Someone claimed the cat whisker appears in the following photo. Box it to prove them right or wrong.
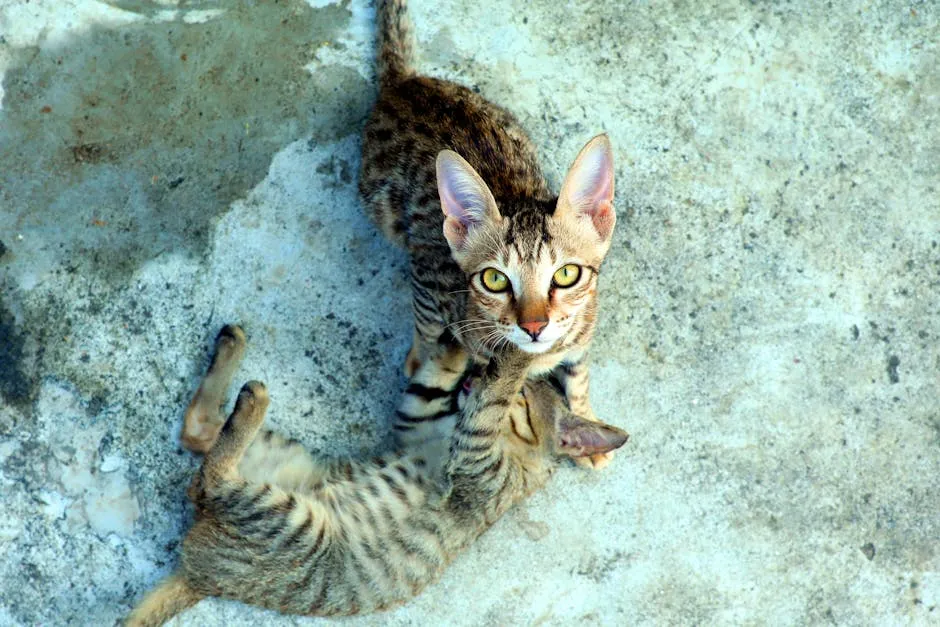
[479,329,507,353]
[448,323,495,335]
[445,317,491,330]
[446,319,497,335]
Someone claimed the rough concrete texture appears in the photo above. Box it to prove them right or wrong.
[0,0,937,624]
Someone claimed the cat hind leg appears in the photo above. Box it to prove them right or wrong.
[201,381,270,487]
[182,325,247,453]
[393,342,469,449]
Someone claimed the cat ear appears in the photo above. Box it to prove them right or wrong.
[556,414,629,458]
[557,134,615,242]
[436,150,500,250]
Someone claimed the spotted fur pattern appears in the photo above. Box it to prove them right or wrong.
[126,327,628,625]
[359,1,619,466]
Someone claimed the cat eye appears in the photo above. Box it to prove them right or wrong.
[552,264,581,288]
[481,268,510,292]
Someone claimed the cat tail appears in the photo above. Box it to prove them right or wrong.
[125,573,204,627]
[377,0,414,83]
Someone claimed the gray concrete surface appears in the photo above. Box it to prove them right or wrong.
[0,0,937,624]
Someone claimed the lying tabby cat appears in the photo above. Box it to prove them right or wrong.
[127,326,628,625]
[359,0,620,466]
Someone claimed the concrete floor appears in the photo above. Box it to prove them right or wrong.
[1,0,937,624]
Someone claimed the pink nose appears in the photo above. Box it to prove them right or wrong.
[519,319,548,340]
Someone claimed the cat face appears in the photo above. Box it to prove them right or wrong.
[437,135,615,356]
[460,213,602,355]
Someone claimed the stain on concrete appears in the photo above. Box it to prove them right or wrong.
[887,355,900,383]
[0,283,81,426]
[0,294,34,413]
[574,550,629,583]
[303,312,396,451]
[0,0,368,283]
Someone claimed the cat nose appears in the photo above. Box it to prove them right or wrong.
[519,319,548,340]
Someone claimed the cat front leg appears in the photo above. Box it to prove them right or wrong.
[446,350,530,518]
[403,328,426,377]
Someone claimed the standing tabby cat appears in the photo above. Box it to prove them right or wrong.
[359,0,619,466]
[126,326,628,625]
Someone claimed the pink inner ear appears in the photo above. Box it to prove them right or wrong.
[583,163,614,215]
[436,150,498,226]
[592,201,614,241]
[560,136,616,240]
[443,217,468,250]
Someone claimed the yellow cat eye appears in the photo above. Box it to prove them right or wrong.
[552,264,581,288]
[481,268,509,292]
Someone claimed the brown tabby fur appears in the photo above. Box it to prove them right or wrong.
[359,0,620,466]
[126,326,628,625]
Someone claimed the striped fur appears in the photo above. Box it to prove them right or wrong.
[359,1,619,466]
[127,327,627,625]
[377,0,413,83]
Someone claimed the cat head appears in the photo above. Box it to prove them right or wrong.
[437,135,615,355]
[458,373,628,462]
[523,378,628,461]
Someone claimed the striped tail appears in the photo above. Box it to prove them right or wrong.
[125,573,204,627]
[377,0,414,83]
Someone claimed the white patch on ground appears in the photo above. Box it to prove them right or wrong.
[0,1,145,50]
[181,9,226,24]
[34,382,140,539]
[83,471,141,538]
[0,0,137,109]
[305,0,376,80]
[37,489,70,520]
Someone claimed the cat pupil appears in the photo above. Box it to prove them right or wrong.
[482,268,508,292]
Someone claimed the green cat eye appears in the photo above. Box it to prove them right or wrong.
[481,268,509,292]
[552,264,581,288]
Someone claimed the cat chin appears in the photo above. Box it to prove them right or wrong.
[515,339,557,354]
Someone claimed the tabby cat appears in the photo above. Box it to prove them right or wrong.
[359,0,619,466]
[126,326,628,625]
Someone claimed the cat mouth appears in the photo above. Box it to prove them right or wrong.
[517,338,556,354]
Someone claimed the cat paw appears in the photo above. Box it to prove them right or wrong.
[181,402,224,453]
[573,450,615,470]
[233,381,269,429]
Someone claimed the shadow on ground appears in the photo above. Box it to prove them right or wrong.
[0,0,371,415]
